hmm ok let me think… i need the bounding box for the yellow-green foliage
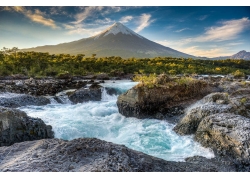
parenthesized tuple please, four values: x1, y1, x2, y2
(240, 98, 247, 104)
(232, 70, 245, 78)
(133, 74, 157, 88)
(133, 74, 197, 88)
(174, 77, 196, 85)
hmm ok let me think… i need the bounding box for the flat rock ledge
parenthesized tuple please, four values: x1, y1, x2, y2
(0, 138, 236, 172)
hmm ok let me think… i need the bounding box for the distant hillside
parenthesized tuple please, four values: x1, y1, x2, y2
(211, 50, 250, 60)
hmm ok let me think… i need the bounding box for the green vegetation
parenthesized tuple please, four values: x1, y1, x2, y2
(1, 47, 250, 77)
(240, 98, 247, 104)
(133, 73, 200, 89)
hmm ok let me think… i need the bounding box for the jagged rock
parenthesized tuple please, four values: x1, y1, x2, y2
(0, 107, 54, 147)
(0, 93, 50, 108)
(68, 85, 102, 104)
(174, 90, 250, 135)
(195, 113, 250, 163)
(174, 93, 235, 135)
(0, 79, 87, 96)
(117, 78, 216, 119)
(0, 138, 236, 172)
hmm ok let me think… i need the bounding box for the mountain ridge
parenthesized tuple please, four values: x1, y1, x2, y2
(22, 22, 196, 58)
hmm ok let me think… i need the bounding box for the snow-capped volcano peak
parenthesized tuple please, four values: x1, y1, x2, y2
(94, 22, 143, 39)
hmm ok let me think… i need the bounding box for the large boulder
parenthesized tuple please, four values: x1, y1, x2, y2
(0, 107, 54, 147)
(0, 138, 236, 172)
(117, 78, 217, 119)
(68, 84, 102, 104)
(195, 113, 250, 162)
(174, 89, 250, 135)
(0, 93, 50, 108)
(173, 93, 235, 135)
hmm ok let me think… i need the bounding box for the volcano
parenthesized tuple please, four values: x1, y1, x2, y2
(23, 22, 195, 58)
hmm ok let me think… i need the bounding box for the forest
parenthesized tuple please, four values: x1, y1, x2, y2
(0, 47, 249, 78)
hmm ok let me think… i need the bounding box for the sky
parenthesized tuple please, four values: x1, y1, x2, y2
(0, 1, 250, 58)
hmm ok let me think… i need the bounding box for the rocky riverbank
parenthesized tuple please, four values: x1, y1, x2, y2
(0, 75, 250, 171)
(116, 75, 250, 171)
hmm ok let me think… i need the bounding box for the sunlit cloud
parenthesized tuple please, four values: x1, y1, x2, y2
(119, 16, 133, 23)
(191, 17, 250, 42)
(174, 28, 191, 33)
(135, 13, 154, 33)
(3, 6, 58, 29)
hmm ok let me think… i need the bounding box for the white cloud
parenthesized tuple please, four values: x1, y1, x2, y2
(193, 17, 250, 42)
(73, 7, 102, 24)
(179, 46, 233, 57)
(198, 15, 208, 21)
(175, 28, 191, 33)
(4, 6, 58, 29)
(119, 16, 133, 23)
(135, 13, 154, 33)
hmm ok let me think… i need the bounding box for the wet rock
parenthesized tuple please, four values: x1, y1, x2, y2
(0, 138, 236, 172)
(0, 93, 50, 108)
(195, 113, 250, 163)
(117, 78, 216, 119)
(68, 85, 102, 104)
(0, 107, 54, 147)
(174, 93, 234, 135)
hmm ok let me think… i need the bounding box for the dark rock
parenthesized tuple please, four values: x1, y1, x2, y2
(195, 113, 250, 163)
(0, 93, 50, 108)
(0, 138, 236, 172)
(174, 93, 235, 135)
(0, 107, 54, 147)
(68, 85, 102, 104)
(96, 73, 109, 80)
(117, 79, 216, 119)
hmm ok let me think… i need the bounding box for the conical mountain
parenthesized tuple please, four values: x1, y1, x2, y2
(22, 22, 195, 58)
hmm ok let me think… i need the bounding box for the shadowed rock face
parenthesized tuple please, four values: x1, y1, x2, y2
(0, 138, 236, 172)
(0, 107, 54, 147)
(68, 84, 102, 104)
(117, 79, 216, 120)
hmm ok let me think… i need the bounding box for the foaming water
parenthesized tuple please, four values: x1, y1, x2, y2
(19, 80, 214, 161)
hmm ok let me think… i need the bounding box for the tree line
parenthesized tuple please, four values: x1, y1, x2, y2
(0, 47, 249, 77)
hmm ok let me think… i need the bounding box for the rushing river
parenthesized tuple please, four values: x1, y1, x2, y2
(19, 80, 214, 161)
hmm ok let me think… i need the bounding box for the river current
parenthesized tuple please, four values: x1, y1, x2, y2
(19, 80, 214, 161)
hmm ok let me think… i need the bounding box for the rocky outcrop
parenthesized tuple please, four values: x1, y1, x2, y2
(68, 84, 102, 104)
(0, 78, 87, 96)
(0, 107, 54, 147)
(0, 93, 50, 108)
(195, 113, 250, 162)
(174, 88, 250, 167)
(117, 77, 217, 119)
(0, 138, 236, 172)
(174, 89, 250, 135)
(173, 93, 235, 135)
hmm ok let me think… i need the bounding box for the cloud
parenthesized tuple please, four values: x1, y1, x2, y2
(179, 46, 233, 58)
(95, 18, 114, 24)
(4, 6, 58, 29)
(198, 15, 208, 21)
(174, 28, 191, 33)
(73, 7, 103, 24)
(119, 16, 133, 23)
(192, 17, 250, 42)
(135, 13, 154, 33)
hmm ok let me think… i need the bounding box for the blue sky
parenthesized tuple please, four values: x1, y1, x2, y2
(0, 3, 250, 57)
